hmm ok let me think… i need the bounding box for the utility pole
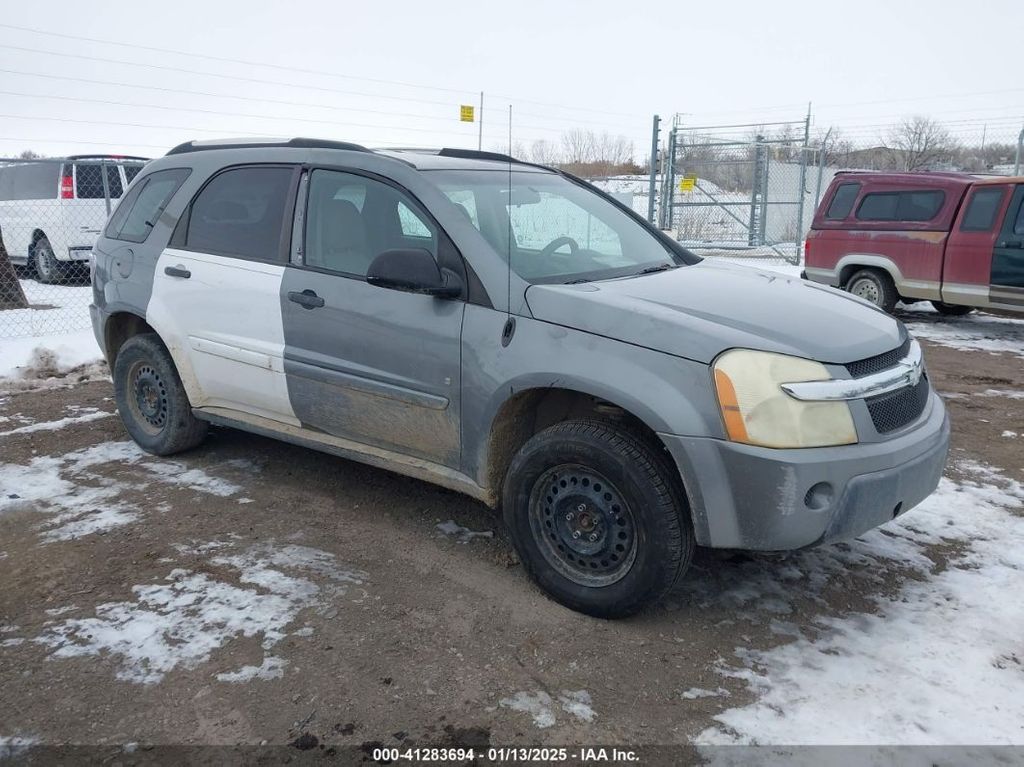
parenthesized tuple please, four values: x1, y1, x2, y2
(647, 115, 660, 224)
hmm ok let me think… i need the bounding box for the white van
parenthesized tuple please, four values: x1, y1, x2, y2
(0, 155, 148, 283)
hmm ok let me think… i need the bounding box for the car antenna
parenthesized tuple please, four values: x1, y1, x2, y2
(501, 103, 516, 348)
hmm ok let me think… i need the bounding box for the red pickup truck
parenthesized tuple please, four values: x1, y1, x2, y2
(804, 172, 1024, 315)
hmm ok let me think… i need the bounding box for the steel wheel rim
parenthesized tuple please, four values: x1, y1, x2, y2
(527, 464, 638, 587)
(850, 278, 880, 305)
(126, 360, 168, 436)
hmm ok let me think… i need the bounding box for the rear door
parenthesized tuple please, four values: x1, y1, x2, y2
(147, 164, 301, 423)
(990, 184, 1024, 309)
(943, 184, 1011, 307)
(60, 161, 125, 258)
(280, 167, 465, 468)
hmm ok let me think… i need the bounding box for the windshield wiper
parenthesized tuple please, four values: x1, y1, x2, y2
(563, 277, 591, 284)
(633, 263, 677, 277)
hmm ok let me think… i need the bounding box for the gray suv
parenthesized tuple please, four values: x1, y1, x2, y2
(90, 138, 950, 617)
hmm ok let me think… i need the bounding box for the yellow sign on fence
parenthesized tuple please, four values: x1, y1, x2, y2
(679, 175, 697, 193)
(460, 105, 475, 123)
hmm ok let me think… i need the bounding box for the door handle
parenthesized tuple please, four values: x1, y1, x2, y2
(288, 289, 325, 309)
(164, 265, 191, 279)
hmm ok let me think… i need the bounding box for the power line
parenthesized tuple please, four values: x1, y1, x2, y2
(0, 24, 646, 124)
(0, 22, 475, 96)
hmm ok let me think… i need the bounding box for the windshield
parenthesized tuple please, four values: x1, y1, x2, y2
(429, 169, 679, 284)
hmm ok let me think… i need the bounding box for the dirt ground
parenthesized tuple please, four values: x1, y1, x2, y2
(0, 324, 1021, 756)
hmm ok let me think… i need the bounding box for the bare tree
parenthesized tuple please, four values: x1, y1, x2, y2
(18, 150, 42, 159)
(885, 116, 960, 171)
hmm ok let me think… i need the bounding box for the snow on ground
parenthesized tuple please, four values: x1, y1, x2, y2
(695, 460, 1024, 746)
(0, 327, 103, 384)
(899, 306, 1024, 358)
(1, 280, 92, 338)
(0, 440, 243, 542)
(498, 690, 597, 729)
(0, 409, 113, 437)
(35, 542, 366, 684)
(436, 519, 494, 542)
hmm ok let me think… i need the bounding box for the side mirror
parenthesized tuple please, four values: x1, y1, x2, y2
(366, 248, 461, 298)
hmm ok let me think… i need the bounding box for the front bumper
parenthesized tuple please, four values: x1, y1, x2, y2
(659, 392, 950, 550)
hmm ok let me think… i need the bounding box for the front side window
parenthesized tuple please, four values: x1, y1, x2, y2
(1015, 196, 1024, 236)
(431, 170, 675, 284)
(960, 188, 1004, 232)
(856, 190, 945, 222)
(106, 168, 191, 243)
(304, 169, 437, 277)
(186, 166, 293, 261)
(825, 183, 860, 220)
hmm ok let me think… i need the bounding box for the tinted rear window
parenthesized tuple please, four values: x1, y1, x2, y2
(105, 168, 191, 243)
(0, 163, 59, 200)
(856, 190, 945, 222)
(825, 183, 860, 220)
(960, 188, 1005, 232)
(185, 166, 293, 261)
(74, 163, 124, 199)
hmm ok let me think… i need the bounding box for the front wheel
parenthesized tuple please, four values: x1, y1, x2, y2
(113, 333, 208, 455)
(931, 301, 973, 316)
(502, 420, 693, 618)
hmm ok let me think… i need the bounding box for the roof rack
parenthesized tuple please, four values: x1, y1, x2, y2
(166, 137, 370, 156)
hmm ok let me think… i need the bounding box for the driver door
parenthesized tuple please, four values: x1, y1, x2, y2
(280, 168, 465, 468)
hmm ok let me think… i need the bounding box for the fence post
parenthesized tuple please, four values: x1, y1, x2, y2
(1015, 126, 1023, 176)
(814, 127, 832, 209)
(793, 107, 812, 263)
(647, 114, 660, 224)
(100, 159, 112, 217)
(662, 126, 677, 231)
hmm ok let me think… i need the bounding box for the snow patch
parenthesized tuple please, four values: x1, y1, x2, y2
(697, 462, 1024, 746)
(900, 310, 1024, 359)
(499, 690, 596, 729)
(436, 519, 494, 542)
(215, 655, 287, 682)
(36, 542, 366, 684)
(0, 735, 39, 758)
(682, 687, 731, 700)
(0, 410, 114, 437)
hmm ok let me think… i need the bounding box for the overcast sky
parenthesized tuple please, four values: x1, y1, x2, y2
(1, 0, 1021, 159)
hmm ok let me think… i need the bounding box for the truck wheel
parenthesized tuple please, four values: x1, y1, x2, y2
(113, 333, 207, 456)
(32, 237, 61, 284)
(931, 301, 973, 317)
(502, 419, 693, 618)
(845, 268, 898, 313)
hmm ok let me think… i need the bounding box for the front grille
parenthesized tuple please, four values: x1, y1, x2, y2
(846, 337, 911, 378)
(866, 374, 930, 433)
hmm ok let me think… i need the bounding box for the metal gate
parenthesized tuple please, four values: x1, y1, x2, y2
(659, 117, 810, 264)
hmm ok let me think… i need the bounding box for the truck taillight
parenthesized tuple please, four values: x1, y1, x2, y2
(60, 175, 74, 199)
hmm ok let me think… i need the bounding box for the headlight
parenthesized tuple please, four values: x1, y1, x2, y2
(713, 349, 857, 448)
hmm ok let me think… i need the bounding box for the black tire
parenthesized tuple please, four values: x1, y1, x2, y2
(502, 419, 694, 618)
(32, 237, 62, 284)
(931, 301, 973, 316)
(113, 333, 208, 456)
(845, 268, 898, 313)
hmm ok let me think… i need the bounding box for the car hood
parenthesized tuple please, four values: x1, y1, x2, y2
(525, 260, 904, 365)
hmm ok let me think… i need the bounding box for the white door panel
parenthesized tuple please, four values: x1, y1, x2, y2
(148, 248, 297, 425)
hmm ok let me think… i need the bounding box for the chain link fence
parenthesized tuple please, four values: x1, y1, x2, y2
(0, 156, 147, 339)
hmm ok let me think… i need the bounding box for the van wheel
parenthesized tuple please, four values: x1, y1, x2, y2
(113, 333, 207, 456)
(32, 237, 61, 284)
(845, 268, 898, 313)
(502, 420, 693, 618)
(931, 301, 973, 316)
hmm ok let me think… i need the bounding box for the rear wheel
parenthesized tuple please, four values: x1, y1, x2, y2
(502, 420, 693, 618)
(32, 237, 61, 284)
(931, 301, 973, 316)
(113, 333, 207, 455)
(845, 268, 898, 313)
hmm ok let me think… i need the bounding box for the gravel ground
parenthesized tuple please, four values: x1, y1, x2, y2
(0, 317, 1022, 756)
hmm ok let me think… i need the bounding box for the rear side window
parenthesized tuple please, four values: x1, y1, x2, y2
(105, 168, 191, 243)
(856, 190, 945, 222)
(73, 163, 124, 199)
(0, 162, 59, 200)
(960, 188, 1005, 232)
(186, 166, 294, 262)
(825, 183, 860, 220)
